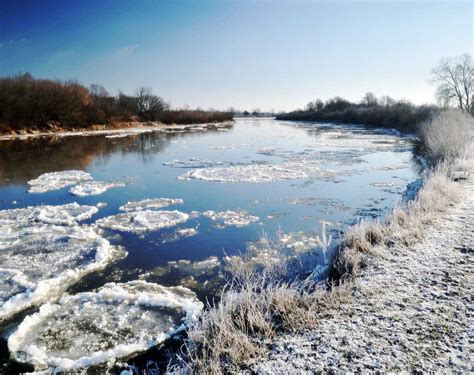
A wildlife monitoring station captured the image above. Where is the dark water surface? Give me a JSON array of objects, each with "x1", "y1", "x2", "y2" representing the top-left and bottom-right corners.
[{"x1": 0, "y1": 118, "x2": 419, "y2": 371}]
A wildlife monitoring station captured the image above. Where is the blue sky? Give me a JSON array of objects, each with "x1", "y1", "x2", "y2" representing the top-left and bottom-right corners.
[{"x1": 0, "y1": 0, "x2": 472, "y2": 111}]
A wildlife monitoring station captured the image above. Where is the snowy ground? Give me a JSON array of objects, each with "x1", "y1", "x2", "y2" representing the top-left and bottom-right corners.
[{"x1": 252, "y1": 177, "x2": 473, "y2": 373}]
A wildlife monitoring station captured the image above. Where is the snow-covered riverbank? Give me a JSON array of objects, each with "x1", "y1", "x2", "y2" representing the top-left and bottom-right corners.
[{"x1": 252, "y1": 175, "x2": 473, "y2": 373}]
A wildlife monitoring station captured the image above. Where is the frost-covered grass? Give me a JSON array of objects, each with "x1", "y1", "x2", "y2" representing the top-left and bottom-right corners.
[
  {"x1": 418, "y1": 109, "x2": 473, "y2": 166},
  {"x1": 176, "y1": 111, "x2": 472, "y2": 374}
]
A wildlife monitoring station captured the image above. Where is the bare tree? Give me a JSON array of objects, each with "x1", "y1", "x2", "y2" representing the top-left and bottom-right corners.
[
  {"x1": 134, "y1": 87, "x2": 168, "y2": 121},
  {"x1": 431, "y1": 54, "x2": 473, "y2": 114},
  {"x1": 361, "y1": 92, "x2": 378, "y2": 107}
]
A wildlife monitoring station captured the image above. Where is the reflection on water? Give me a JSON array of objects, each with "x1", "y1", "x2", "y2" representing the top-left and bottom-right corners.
[{"x1": 0, "y1": 118, "x2": 420, "y2": 371}]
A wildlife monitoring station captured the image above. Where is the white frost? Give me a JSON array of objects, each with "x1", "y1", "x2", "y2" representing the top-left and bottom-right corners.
[
  {"x1": 28, "y1": 170, "x2": 93, "y2": 193},
  {"x1": 8, "y1": 280, "x2": 203, "y2": 371}
]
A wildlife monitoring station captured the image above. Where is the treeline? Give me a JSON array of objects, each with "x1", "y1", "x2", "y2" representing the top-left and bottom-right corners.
[
  {"x1": 276, "y1": 93, "x2": 439, "y2": 132},
  {"x1": 0, "y1": 73, "x2": 233, "y2": 132}
]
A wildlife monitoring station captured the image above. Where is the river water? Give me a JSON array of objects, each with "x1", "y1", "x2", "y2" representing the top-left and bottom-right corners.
[{"x1": 0, "y1": 118, "x2": 419, "y2": 371}]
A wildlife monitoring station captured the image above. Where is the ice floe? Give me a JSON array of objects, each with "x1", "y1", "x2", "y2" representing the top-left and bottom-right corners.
[
  {"x1": 178, "y1": 163, "x2": 308, "y2": 183},
  {"x1": 96, "y1": 210, "x2": 189, "y2": 233},
  {"x1": 178, "y1": 158, "x2": 341, "y2": 183},
  {"x1": 69, "y1": 181, "x2": 126, "y2": 197},
  {"x1": 203, "y1": 210, "x2": 259, "y2": 228},
  {"x1": 28, "y1": 170, "x2": 93, "y2": 193},
  {"x1": 372, "y1": 163, "x2": 409, "y2": 171},
  {"x1": 160, "y1": 227, "x2": 198, "y2": 243},
  {"x1": 8, "y1": 280, "x2": 203, "y2": 371},
  {"x1": 370, "y1": 181, "x2": 396, "y2": 188},
  {"x1": 119, "y1": 198, "x2": 184, "y2": 212},
  {"x1": 163, "y1": 158, "x2": 224, "y2": 168},
  {"x1": 0, "y1": 203, "x2": 124, "y2": 321}
]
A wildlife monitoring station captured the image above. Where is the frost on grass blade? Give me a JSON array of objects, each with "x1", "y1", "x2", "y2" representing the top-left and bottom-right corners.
[
  {"x1": 69, "y1": 181, "x2": 126, "y2": 197},
  {"x1": 27, "y1": 170, "x2": 93, "y2": 193},
  {"x1": 0, "y1": 203, "x2": 124, "y2": 321},
  {"x1": 96, "y1": 210, "x2": 189, "y2": 233},
  {"x1": 119, "y1": 198, "x2": 184, "y2": 212},
  {"x1": 8, "y1": 280, "x2": 203, "y2": 371}
]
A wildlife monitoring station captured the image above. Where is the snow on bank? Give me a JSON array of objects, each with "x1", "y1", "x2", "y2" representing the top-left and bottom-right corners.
[
  {"x1": 0, "y1": 203, "x2": 125, "y2": 321},
  {"x1": 251, "y1": 178, "x2": 474, "y2": 373},
  {"x1": 96, "y1": 210, "x2": 189, "y2": 233},
  {"x1": 28, "y1": 170, "x2": 92, "y2": 193},
  {"x1": 69, "y1": 181, "x2": 126, "y2": 196},
  {"x1": 8, "y1": 280, "x2": 203, "y2": 371}
]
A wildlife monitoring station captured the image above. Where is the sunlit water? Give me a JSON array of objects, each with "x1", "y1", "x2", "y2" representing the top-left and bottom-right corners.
[{"x1": 0, "y1": 118, "x2": 419, "y2": 370}]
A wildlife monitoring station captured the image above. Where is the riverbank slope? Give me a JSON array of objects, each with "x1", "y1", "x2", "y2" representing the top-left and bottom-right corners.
[{"x1": 252, "y1": 174, "x2": 473, "y2": 373}]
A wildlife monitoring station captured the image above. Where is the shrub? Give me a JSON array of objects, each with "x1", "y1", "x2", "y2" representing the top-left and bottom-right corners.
[{"x1": 418, "y1": 109, "x2": 473, "y2": 165}]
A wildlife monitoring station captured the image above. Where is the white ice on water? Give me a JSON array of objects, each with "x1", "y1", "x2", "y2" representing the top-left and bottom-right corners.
[
  {"x1": 69, "y1": 181, "x2": 126, "y2": 197},
  {"x1": 203, "y1": 210, "x2": 259, "y2": 228},
  {"x1": 179, "y1": 163, "x2": 308, "y2": 183},
  {"x1": 96, "y1": 210, "x2": 189, "y2": 233},
  {"x1": 28, "y1": 170, "x2": 93, "y2": 193},
  {"x1": 163, "y1": 158, "x2": 224, "y2": 168},
  {"x1": 8, "y1": 280, "x2": 203, "y2": 371},
  {"x1": 119, "y1": 198, "x2": 184, "y2": 212},
  {"x1": 0, "y1": 203, "x2": 124, "y2": 321}
]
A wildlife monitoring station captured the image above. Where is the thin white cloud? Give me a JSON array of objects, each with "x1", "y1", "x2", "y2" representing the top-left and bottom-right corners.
[{"x1": 115, "y1": 44, "x2": 139, "y2": 56}]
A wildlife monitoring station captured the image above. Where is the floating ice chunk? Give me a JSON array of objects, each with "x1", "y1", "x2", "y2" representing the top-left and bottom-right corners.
[
  {"x1": 0, "y1": 202, "x2": 98, "y2": 227},
  {"x1": 161, "y1": 227, "x2": 198, "y2": 243},
  {"x1": 120, "y1": 198, "x2": 184, "y2": 212},
  {"x1": 179, "y1": 163, "x2": 308, "y2": 183},
  {"x1": 256, "y1": 147, "x2": 277, "y2": 156},
  {"x1": 28, "y1": 170, "x2": 93, "y2": 193},
  {"x1": 370, "y1": 181, "x2": 396, "y2": 188},
  {"x1": 0, "y1": 204, "x2": 123, "y2": 321},
  {"x1": 69, "y1": 181, "x2": 126, "y2": 197},
  {"x1": 96, "y1": 210, "x2": 189, "y2": 233},
  {"x1": 163, "y1": 158, "x2": 224, "y2": 168},
  {"x1": 8, "y1": 280, "x2": 203, "y2": 371},
  {"x1": 209, "y1": 145, "x2": 235, "y2": 150},
  {"x1": 372, "y1": 163, "x2": 409, "y2": 171},
  {"x1": 203, "y1": 210, "x2": 259, "y2": 228}
]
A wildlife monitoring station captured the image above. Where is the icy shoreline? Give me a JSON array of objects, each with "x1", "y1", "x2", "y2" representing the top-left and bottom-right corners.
[
  {"x1": 251, "y1": 176, "x2": 473, "y2": 373},
  {"x1": 0, "y1": 121, "x2": 233, "y2": 141}
]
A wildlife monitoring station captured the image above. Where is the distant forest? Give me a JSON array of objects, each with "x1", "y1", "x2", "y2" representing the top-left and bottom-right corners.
[
  {"x1": 0, "y1": 73, "x2": 233, "y2": 133},
  {"x1": 277, "y1": 55, "x2": 473, "y2": 132},
  {"x1": 276, "y1": 93, "x2": 439, "y2": 132}
]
